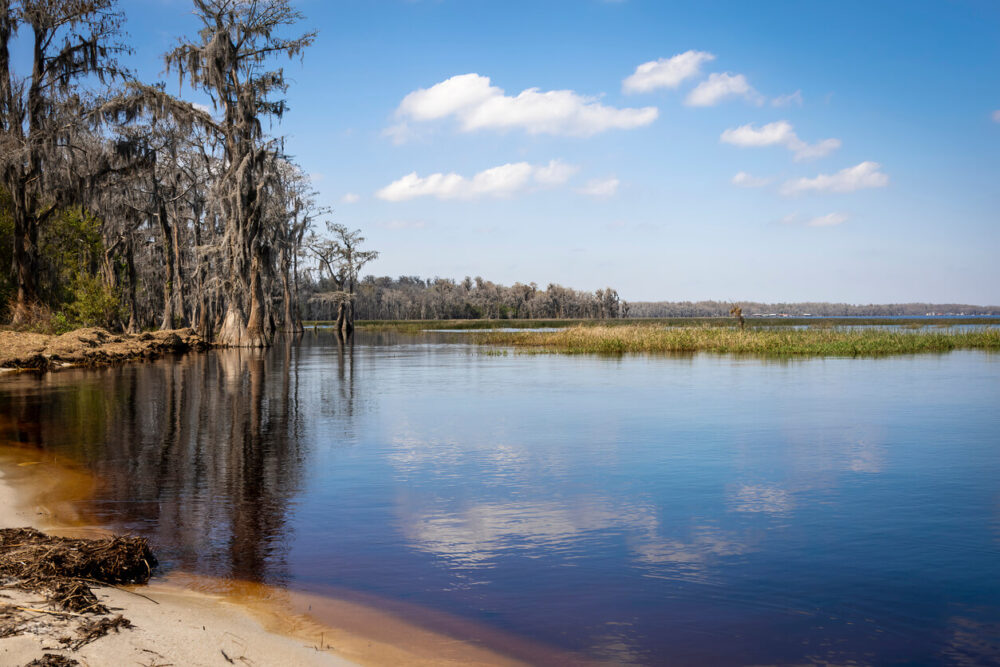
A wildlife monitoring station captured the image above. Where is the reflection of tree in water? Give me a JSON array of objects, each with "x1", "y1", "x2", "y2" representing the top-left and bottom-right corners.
[
  {"x1": 0, "y1": 339, "x2": 317, "y2": 585},
  {"x1": 130, "y1": 341, "x2": 309, "y2": 583}
]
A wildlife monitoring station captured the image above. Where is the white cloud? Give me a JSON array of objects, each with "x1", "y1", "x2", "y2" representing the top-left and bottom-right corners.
[
  {"x1": 622, "y1": 50, "x2": 715, "y2": 94},
  {"x1": 376, "y1": 159, "x2": 576, "y2": 202},
  {"x1": 993, "y1": 109, "x2": 1000, "y2": 123},
  {"x1": 731, "y1": 171, "x2": 770, "y2": 188},
  {"x1": 535, "y1": 160, "x2": 580, "y2": 185},
  {"x1": 720, "y1": 120, "x2": 840, "y2": 161},
  {"x1": 685, "y1": 72, "x2": 763, "y2": 107},
  {"x1": 772, "y1": 90, "x2": 803, "y2": 107},
  {"x1": 781, "y1": 161, "x2": 889, "y2": 195},
  {"x1": 340, "y1": 192, "x2": 360, "y2": 204},
  {"x1": 382, "y1": 122, "x2": 422, "y2": 145},
  {"x1": 391, "y1": 73, "x2": 658, "y2": 138},
  {"x1": 807, "y1": 212, "x2": 848, "y2": 227},
  {"x1": 780, "y1": 211, "x2": 848, "y2": 227},
  {"x1": 577, "y1": 176, "x2": 620, "y2": 198},
  {"x1": 376, "y1": 220, "x2": 427, "y2": 230},
  {"x1": 191, "y1": 101, "x2": 212, "y2": 114}
]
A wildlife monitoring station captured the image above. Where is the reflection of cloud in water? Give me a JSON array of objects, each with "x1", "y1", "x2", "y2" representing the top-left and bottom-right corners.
[
  {"x1": 939, "y1": 616, "x2": 1000, "y2": 666},
  {"x1": 846, "y1": 439, "x2": 885, "y2": 473},
  {"x1": 729, "y1": 484, "x2": 795, "y2": 515},
  {"x1": 588, "y1": 622, "x2": 647, "y2": 667},
  {"x1": 401, "y1": 497, "x2": 749, "y2": 582},
  {"x1": 630, "y1": 525, "x2": 747, "y2": 578},
  {"x1": 386, "y1": 435, "x2": 528, "y2": 483},
  {"x1": 402, "y1": 500, "x2": 651, "y2": 567}
]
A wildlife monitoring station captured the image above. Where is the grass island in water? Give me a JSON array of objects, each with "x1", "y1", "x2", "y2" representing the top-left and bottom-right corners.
[{"x1": 344, "y1": 319, "x2": 1000, "y2": 357}]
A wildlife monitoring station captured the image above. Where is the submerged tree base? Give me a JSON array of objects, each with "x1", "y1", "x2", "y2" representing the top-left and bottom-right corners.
[{"x1": 470, "y1": 324, "x2": 1000, "y2": 356}]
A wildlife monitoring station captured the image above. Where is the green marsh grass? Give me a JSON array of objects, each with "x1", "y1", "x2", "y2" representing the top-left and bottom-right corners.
[{"x1": 471, "y1": 324, "x2": 1000, "y2": 357}]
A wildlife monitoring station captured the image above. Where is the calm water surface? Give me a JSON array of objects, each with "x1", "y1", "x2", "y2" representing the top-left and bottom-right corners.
[{"x1": 1, "y1": 332, "x2": 998, "y2": 665}]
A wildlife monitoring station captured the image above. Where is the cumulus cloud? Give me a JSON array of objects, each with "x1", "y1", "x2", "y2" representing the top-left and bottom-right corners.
[
  {"x1": 390, "y1": 73, "x2": 658, "y2": 139},
  {"x1": 772, "y1": 90, "x2": 803, "y2": 107},
  {"x1": 731, "y1": 171, "x2": 770, "y2": 187},
  {"x1": 577, "y1": 176, "x2": 620, "y2": 198},
  {"x1": 720, "y1": 120, "x2": 840, "y2": 161},
  {"x1": 781, "y1": 161, "x2": 889, "y2": 195},
  {"x1": 534, "y1": 159, "x2": 580, "y2": 185},
  {"x1": 622, "y1": 50, "x2": 715, "y2": 94},
  {"x1": 685, "y1": 72, "x2": 763, "y2": 107},
  {"x1": 376, "y1": 159, "x2": 576, "y2": 202},
  {"x1": 807, "y1": 212, "x2": 848, "y2": 227},
  {"x1": 340, "y1": 192, "x2": 360, "y2": 204}
]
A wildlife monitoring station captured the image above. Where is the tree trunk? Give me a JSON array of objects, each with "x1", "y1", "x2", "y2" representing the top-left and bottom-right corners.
[
  {"x1": 334, "y1": 301, "x2": 346, "y2": 337},
  {"x1": 171, "y1": 211, "x2": 187, "y2": 327},
  {"x1": 219, "y1": 253, "x2": 270, "y2": 348},
  {"x1": 291, "y1": 247, "x2": 303, "y2": 333},
  {"x1": 157, "y1": 201, "x2": 176, "y2": 330},
  {"x1": 245, "y1": 255, "x2": 269, "y2": 347},
  {"x1": 193, "y1": 211, "x2": 211, "y2": 339},
  {"x1": 125, "y1": 239, "x2": 139, "y2": 333},
  {"x1": 217, "y1": 303, "x2": 248, "y2": 346},
  {"x1": 342, "y1": 299, "x2": 354, "y2": 336},
  {"x1": 280, "y1": 269, "x2": 301, "y2": 333},
  {"x1": 10, "y1": 207, "x2": 40, "y2": 325}
]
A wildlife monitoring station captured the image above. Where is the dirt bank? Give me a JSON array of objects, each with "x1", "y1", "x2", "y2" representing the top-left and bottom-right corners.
[{"x1": 0, "y1": 328, "x2": 210, "y2": 372}]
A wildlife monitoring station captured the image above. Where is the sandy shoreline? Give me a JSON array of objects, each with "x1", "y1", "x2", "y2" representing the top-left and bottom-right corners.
[
  {"x1": 0, "y1": 443, "x2": 548, "y2": 666},
  {"x1": 0, "y1": 447, "x2": 354, "y2": 666}
]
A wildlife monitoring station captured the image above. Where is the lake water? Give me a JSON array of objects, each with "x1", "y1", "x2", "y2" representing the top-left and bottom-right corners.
[{"x1": 1, "y1": 331, "x2": 998, "y2": 664}]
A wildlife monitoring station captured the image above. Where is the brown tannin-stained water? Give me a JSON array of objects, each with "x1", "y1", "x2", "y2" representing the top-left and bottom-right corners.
[{"x1": 1, "y1": 330, "x2": 999, "y2": 664}]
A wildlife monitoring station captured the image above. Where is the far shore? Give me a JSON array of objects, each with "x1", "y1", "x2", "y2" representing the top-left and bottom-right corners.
[{"x1": 0, "y1": 444, "x2": 551, "y2": 666}]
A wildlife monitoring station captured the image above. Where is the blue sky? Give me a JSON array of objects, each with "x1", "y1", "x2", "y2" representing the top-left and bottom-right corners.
[{"x1": 120, "y1": 0, "x2": 999, "y2": 303}]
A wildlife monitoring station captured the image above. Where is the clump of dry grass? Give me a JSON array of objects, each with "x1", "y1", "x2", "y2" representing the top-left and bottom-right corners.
[{"x1": 0, "y1": 527, "x2": 156, "y2": 613}]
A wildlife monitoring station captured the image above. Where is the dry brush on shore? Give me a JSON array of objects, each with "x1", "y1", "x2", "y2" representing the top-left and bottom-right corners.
[
  {"x1": 1, "y1": 527, "x2": 155, "y2": 663},
  {"x1": 0, "y1": 327, "x2": 209, "y2": 372}
]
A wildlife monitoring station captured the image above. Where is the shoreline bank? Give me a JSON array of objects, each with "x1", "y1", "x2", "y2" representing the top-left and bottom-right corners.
[
  {"x1": 0, "y1": 444, "x2": 559, "y2": 666},
  {"x1": 0, "y1": 327, "x2": 211, "y2": 373}
]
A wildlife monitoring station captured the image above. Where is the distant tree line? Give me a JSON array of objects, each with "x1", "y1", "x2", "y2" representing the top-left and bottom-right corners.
[
  {"x1": 299, "y1": 276, "x2": 996, "y2": 321},
  {"x1": 628, "y1": 301, "x2": 998, "y2": 317},
  {"x1": 301, "y1": 276, "x2": 625, "y2": 321}
]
